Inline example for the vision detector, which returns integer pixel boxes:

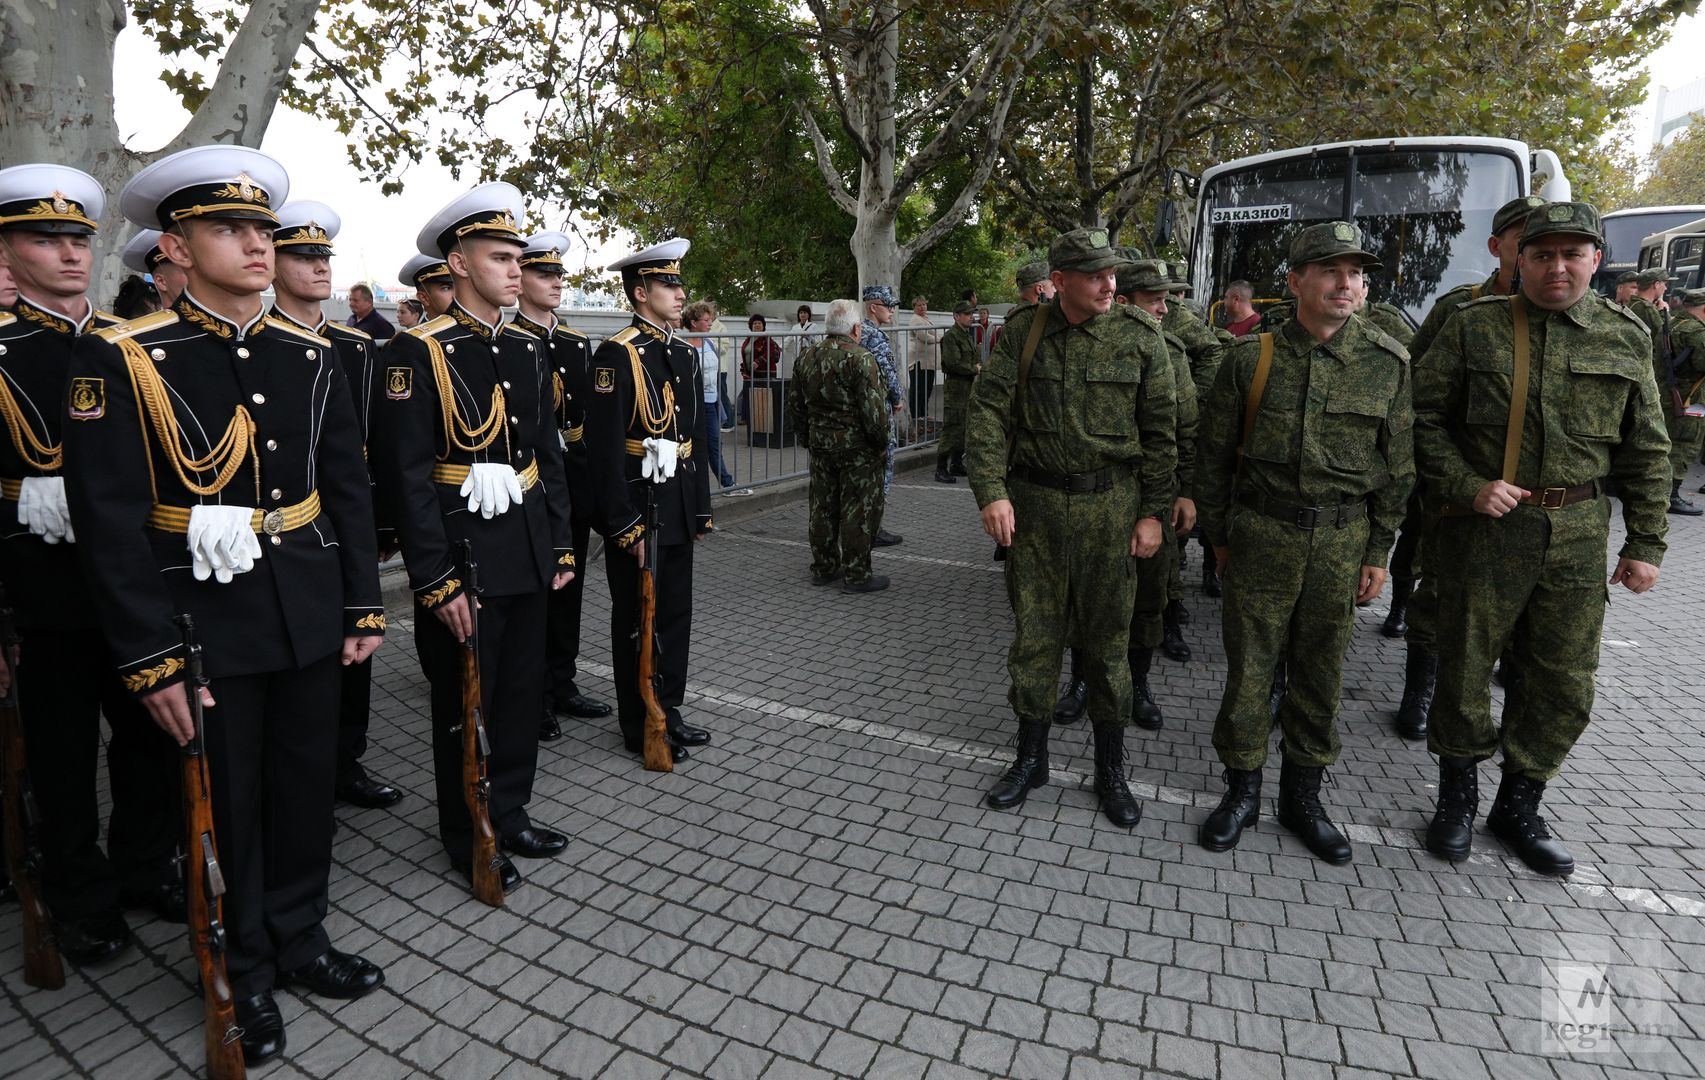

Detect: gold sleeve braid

[118,337,259,503]
[422,333,509,459]
[0,372,63,471]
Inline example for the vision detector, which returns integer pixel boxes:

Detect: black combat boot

[1669,480,1703,515]
[1129,648,1163,730]
[1053,678,1088,726]
[1268,663,1287,727]
[1425,756,1478,862]
[934,455,956,484]
[1394,646,1437,741]
[1382,578,1415,638]
[1092,724,1142,828]
[1172,598,1190,625]
[1161,602,1191,662]
[949,452,968,477]
[1275,759,1352,864]
[1201,551,1222,597]
[985,720,1050,810]
[1486,772,1574,876]
[1199,768,1262,852]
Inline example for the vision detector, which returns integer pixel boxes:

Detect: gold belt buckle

[261,508,286,535]
[1538,486,1567,510]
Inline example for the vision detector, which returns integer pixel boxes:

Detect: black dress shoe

[450,853,524,894]
[625,736,689,762]
[502,827,568,858]
[872,529,903,546]
[280,947,385,1000]
[120,879,188,924]
[235,992,286,1065]
[666,716,711,746]
[337,774,405,809]
[555,691,612,719]
[59,911,132,966]
[539,710,563,742]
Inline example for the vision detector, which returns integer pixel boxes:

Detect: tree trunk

[852,0,901,292]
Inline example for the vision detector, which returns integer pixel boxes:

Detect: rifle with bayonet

[454,541,504,907]
[636,487,672,773]
[0,586,63,990]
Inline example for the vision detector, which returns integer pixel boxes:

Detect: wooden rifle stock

[174,614,246,1080]
[455,542,504,907]
[0,588,63,990]
[637,490,671,773]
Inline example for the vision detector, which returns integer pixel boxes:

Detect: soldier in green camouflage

[967,228,1177,829]
[1413,201,1670,876]
[1669,288,1705,489]
[1627,268,1705,514]
[936,300,980,483]
[789,299,893,593]
[1162,262,1226,605]
[1388,194,1546,742]
[1195,221,1415,865]
[1613,269,1639,306]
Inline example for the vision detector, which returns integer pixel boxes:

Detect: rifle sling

[1006,303,1053,464]
[1504,296,1530,485]
[1235,333,1276,479]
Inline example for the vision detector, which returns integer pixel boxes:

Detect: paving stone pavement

[5,469,1705,1079]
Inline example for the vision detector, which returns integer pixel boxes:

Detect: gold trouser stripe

[623,438,694,459]
[146,491,322,535]
[430,458,540,491]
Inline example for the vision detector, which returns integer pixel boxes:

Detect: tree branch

[793,100,859,215]
[169,0,323,152]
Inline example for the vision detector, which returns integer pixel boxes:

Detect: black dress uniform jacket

[512,311,593,518]
[371,302,574,605]
[62,294,386,691]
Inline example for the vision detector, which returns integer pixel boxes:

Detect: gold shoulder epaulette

[263,317,332,346]
[503,323,539,339]
[407,314,458,340]
[91,310,122,329]
[0,312,15,330]
[559,326,589,340]
[609,326,641,345]
[92,309,179,343]
[328,322,372,341]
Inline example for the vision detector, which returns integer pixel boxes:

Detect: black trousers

[18,627,180,921]
[605,541,694,744]
[544,516,594,702]
[414,590,544,860]
[200,654,340,999]
[335,655,373,784]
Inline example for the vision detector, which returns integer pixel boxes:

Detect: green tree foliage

[1624,124,1705,208]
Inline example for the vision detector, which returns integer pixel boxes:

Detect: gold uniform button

[270,488,283,500]
[252,393,266,405]
[266,439,279,451]
[236,347,251,359]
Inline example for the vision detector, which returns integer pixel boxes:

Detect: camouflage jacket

[858,319,905,408]
[940,324,980,379]
[787,335,889,454]
[1409,271,1507,361]
[1196,313,1415,566]
[1669,311,1705,406]
[1412,291,1669,566]
[1161,302,1224,400]
[1127,305,1199,499]
[964,303,1177,518]
[1364,302,1415,346]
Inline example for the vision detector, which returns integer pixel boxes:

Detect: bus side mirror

[1152,200,1176,249]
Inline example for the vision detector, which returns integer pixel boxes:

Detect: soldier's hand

[1609,558,1659,593]
[981,499,1015,546]
[342,635,382,665]
[1129,517,1162,558]
[1214,545,1230,576]
[1355,565,1387,605]
[434,593,476,643]
[552,571,575,590]
[141,682,214,747]
[1472,480,1530,517]
[1172,497,1197,533]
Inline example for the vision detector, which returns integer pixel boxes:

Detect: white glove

[16,476,74,544]
[186,504,262,584]
[642,438,679,483]
[459,462,525,519]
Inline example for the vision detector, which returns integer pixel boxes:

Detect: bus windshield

[1198,147,1522,326]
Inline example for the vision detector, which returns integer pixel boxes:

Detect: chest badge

[69,377,104,420]
[594,367,615,393]
[386,366,411,400]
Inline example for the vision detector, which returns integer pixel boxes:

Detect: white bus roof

[1641,216,1705,248]
[1199,136,1532,186]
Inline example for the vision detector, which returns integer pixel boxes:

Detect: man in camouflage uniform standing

[859,285,905,546]
[1668,288,1705,490]
[1162,262,1225,602]
[1627,267,1703,514]
[935,300,980,484]
[1415,202,1670,876]
[967,229,1176,828]
[790,299,892,593]
[1196,222,1414,864]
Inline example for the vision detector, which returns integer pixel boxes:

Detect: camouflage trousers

[807,447,886,584]
[1166,528,1208,604]
[1005,474,1143,729]
[1213,507,1368,770]
[1668,413,1704,482]
[1130,517,1180,650]
[940,378,973,458]
[1426,500,1610,780]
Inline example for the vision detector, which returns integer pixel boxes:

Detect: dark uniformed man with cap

[1388,194,1546,741]
[1668,287,1705,487]
[401,252,455,319]
[1159,261,1225,601]
[372,183,577,894]
[967,228,1177,829]
[1195,221,1414,864]
[935,299,980,483]
[1414,201,1670,876]
[1015,261,1055,305]
[583,238,714,761]
[62,145,388,1064]
[513,229,612,738]
[859,284,906,545]
[121,227,188,310]
[1626,267,1703,514]
[267,199,405,810]
[1613,269,1639,306]
[0,163,182,966]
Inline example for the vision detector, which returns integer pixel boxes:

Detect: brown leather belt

[1238,492,1367,530]
[1438,480,1598,517]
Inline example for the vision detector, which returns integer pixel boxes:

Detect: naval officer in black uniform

[401,251,455,319]
[267,200,404,810]
[514,229,611,741]
[0,163,182,965]
[61,145,387,1065]
[583,239,713,762]
[121,226,188,309]
[370,183,576,895]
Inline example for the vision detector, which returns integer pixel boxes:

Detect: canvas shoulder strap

[1006,303,1052,462]
[1235,333,1276,475]
[1503,296,1530,484]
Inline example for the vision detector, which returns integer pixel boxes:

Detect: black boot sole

[1098,794,1141,828]
[1424,830,1472,863]
[1199,809,1258,852]
[985,771,1048,810]
[1277,815,1353,864]
[1487,820,1575,876]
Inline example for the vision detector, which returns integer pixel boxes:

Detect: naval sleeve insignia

[386,366,411,400]
[69,377,104,420]
[594,367,615,393]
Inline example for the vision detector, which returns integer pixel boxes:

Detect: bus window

[1200,154,1351,308]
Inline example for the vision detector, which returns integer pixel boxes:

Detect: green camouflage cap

[1288,221,1382,269]
[1165,260,1192,294]
[1518,201,1603,248]
[951,299,976,315]
[1635,267,1678,287]
[1048,227,1129,273]
[1679,288,1705,307]
[1117,258,1171,296]
[1014,261,1049,289]
[1492,195,1548,236]
[1616,270,1640,285]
